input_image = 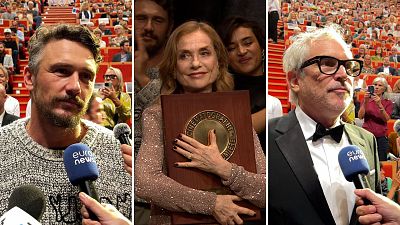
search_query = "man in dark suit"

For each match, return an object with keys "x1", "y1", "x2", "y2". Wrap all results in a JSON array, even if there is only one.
[
  {"x1": 112, "y1": 40, "x2": 132, "y2": 62},
  {"x1": 0, "y1": 84, "x2": 18, "y2": 126},
  {"x1": 269, "y1": 25, "x2": 380, "y2": 225},
  {"x1": 376, "y1": 56, "x2": 397, "y2": 75},
  {"x1": 389, "y1": 46, "x2": 400, "y2": 63}
]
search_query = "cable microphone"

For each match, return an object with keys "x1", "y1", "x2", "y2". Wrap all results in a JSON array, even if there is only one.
[
  {"x1": 113, "y1": 123, "x2": 132, "y2": 146},
  {"x1": 1, "y1": 184, "x2": 46, "y2": 225},
  {"x1": 63, "y1": 143, "x2": 99, "y2": 221}
]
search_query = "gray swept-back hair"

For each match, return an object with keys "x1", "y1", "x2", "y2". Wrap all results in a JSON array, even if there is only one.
[{"x1": 283, "y1": 24, "x2": 352, "y2": 104}]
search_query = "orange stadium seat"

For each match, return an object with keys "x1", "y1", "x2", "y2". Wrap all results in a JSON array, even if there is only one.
[
  {"x1": 96, "y1": 62, "x2": 109, "y2": 82},
  {"x1": 109, "y1": 62, "x2": 132, "y2": 82}
]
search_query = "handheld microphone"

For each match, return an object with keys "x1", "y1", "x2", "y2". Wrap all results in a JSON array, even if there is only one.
[
  {"x1": 63, "y1": 143, "x2": 99, "y2": 221},
  {"x1": 0, "y1": 184, "x2": 46, "y2": 225},
  {"x1": 113, "y1": 123, "x2": 132, "y2": 146},
  {"x1": 338, "y1": 145, "x2": 372, "y2": 204},
  {"x1": 338, "y1": 145, "x2": 371, "y2": 189},
  {"x1": 0, "y1": 207, "x2": 41, "y2": 225}
]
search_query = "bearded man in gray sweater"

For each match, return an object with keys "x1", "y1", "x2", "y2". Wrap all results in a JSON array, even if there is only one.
[{"x1": 0, "y1": 24, "x2": 131, "y2": 224}]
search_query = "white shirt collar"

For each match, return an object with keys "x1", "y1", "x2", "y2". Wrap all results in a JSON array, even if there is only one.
[{"x1": 295, "y1": 106, "x2": 342, "y2": 141}]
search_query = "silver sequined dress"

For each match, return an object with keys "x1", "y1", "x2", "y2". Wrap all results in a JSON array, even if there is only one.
[{"x1": 135, "y1": 100, "x2": 266, "y2": 225}]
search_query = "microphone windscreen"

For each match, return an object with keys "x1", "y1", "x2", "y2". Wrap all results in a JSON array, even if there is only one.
[
  {"x1": 113, "y1": 123, "x2": 131, "y2": 139},
  {"x1": 7, "y1": 185, "x2": 46, "y2": 221},
  {"x1": 338, "y1": 145, "x2": 370, "y2": 182},
  {"x1": 63, "y1": 143, "x2": 99, "y2": 186}
]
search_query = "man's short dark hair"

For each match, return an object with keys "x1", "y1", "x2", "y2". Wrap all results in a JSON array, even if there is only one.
[
  {"x1": 28, "y1": 24, "x2": 102, "y2": 76},
  {"x1": 120, "y1": 39, "x2": 129, "y2": 48}
]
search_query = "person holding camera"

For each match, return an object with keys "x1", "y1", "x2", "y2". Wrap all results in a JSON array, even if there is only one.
[
  {"x1": 99, "y1": 67, "x2": 131, "y2": 130},
  {"x1": 359, "y1": 77, "x2": 393, "y2": 161}
]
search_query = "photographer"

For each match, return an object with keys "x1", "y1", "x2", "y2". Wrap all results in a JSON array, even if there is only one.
[
  {"x1": 359, "y1": 77, "x2": 393, "y2": 161},
  {"x1": 99, "y1": 67, "x2": 131, "y2": 130}
]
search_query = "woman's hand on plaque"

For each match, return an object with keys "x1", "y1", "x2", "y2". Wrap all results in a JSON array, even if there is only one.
[{"x1": 173, "y1": 129, "x2": 232, "y2": 180}]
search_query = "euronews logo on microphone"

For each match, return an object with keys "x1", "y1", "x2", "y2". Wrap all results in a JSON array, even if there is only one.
[
  {"x1": 72, "y1": 148, "x2": 96, "y2": 165},
  {"x1": 64, "y1": 143, "x2": 99, "y2": 186},
  {"x1": 345, "y1": 147, "x2": 366, "y2": 162}
]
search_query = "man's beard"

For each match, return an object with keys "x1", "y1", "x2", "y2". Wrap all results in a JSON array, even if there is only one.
[
  {"x1": 142, "y1": 31, "x2": 165, "y2": 57},
  {"x1": 32, "y1": 89, "x2": 89, "y2": 128}
]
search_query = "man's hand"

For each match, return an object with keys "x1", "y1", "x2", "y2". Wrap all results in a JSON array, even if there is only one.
[
  {"x1": 80, "y1": 192, "x2": 132, "y2": 225},
  {"x1": 121, "y1": 144, "x2": 132, "y2": 176},
  {"x1": 355, "y1": 189, "x2": 400, "y2": 225}
]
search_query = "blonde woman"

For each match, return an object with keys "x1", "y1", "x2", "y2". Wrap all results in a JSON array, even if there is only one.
[{"x1": 99, "y1": 67, "x2": 131, "y2": 129}]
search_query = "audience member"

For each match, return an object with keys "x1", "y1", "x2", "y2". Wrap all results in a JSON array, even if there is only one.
[
  {"x1": 26, "y1": 1, "x2": 41, "y2": 28},
  {"x1": 389, "y1": 46, "x2": 400, "y2": 63},
  {"x1": 267, "y1": 94, "x2": 283, "y2": 119},
  {"x1": 112, "y1": 39, "x2": 131, "y2": 62},
  {"x1": 99, "y1": 22, "x2": 112, "y2": 35},
  {"x1": 355, "y1": 44, "x2": 367, "y2": 59},
  {"x1": 376, "y1": 56, "x2": 397, "y2": 75},
  {"x1": 91, "y1": 3, "x2": 101, "y2": 13},
  {"x1": 359, "y1": 77, "x2": 393, "y2": 161},
  {"x1": 0, "y1": 41, "x2": 14, "y2": 73},
  {"x1": 307, "y1": 14, "x2": 321, "y2": 27},
  {"x1": 2, "y1": 5, "x2": 16, "y2": 20},
  {"x1": 0, "y1": 24, "x2": 132, "y2": 224},
  {"x1": 0, "y1": 84, "x2": 18, "y2": 126},
  {"x1": 371, "y1": 46, "x2": 384, "y2": 62},
  {"x1": 10, "y1": 19, "x2": 26, "y2": 45},
  {"x1": 380, "y1": 162, "x2": 393, "y2": 197},
  {"x1": 269, "y1": 25, "x2": 380, "y2": 225},
  {"x1": 93, "y1": 28, "x2": 107, "y2": 48},
  {"x1": 268, "y1": 0, "x2": 280, "y2": 43},
  {"x1": 362, "y1": 54, "x2": 376, "y2": 74},
  {"x1": 393, "y1": 79, "x2": 400, "y2": 93},
  {"x1": 83, "y1": 93, "x2": 104, "y2": 124},
  {"x1": 0, "y1": 65, "x2": 19, "y2": 116},
  {"x1": 135, "y1": 21, "x2": 265, "y2": 225},
  {"x1": 109, "y1": 24, "x2": 128, "y2": 47},
  {"x1": 77, "y1": 2, "x2": 94, "y2": 22},
  {"x1": 99, "y1": 66, "x2": 131, "y2": 130},
  {"x1": 3, "y1": 28, "x2": 19, "y2": 73},
  {"x1": 100, "y1": 5, "x2": 113, "y2": 20},
  {"x1": 112, "y1": 9, "x2": 127, "y2": 26},
  {"x1": 388, "y1": 119, "x2": 400, "y2": 157}
]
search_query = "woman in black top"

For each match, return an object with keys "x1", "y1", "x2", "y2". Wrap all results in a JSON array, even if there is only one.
[{"x1": 219, "y1": 17, "x2": 266, "y2": 153}]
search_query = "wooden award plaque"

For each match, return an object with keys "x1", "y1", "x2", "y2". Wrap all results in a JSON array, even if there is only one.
[{"x1": 161, "y1": 91, "x2": 261, "y2": 224}]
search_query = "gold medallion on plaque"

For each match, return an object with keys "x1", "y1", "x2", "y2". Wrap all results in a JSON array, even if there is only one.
[{"x1": 185, "y1": 110, "x2": 237, "y2": 160}]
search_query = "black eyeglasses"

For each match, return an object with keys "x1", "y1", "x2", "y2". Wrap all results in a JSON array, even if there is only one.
[
  {"x1": 300, "y1": 55, "x2": 363, "y2": 77},
  {"x1": 104, "y1": 74, "x2": 117, "y2": 80}
]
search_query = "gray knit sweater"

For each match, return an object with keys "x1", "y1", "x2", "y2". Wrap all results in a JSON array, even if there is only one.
[{"x1": 0, "y1": 118, "x2": 132, "y2": 224}]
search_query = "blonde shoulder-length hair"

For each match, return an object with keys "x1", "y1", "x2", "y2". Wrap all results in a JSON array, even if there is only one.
[{"x1": 159, "y1": 21, "x2": 233, "y2": 94}]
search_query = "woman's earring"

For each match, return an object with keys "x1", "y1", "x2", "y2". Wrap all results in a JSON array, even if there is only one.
[{"x1": 262, "y1": 49, "x2": 265, "y2": 61}]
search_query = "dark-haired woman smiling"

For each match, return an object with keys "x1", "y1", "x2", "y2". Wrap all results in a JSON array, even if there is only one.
[{"x1": 219, "y1": 17, "x2": 266, "y2": 153}]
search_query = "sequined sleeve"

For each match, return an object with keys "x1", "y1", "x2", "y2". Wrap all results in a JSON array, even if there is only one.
[
  {"x1": 221, "y1": 129, "x2": 266, "y2": 207},
  {"x1": 135, "y1": 103, "x2": 217, "y2": 215}
]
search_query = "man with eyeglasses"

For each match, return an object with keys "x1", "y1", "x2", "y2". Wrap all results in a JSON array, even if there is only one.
[{"x1": 269, "y1": 25, "x2": 381, "y2": 225}]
